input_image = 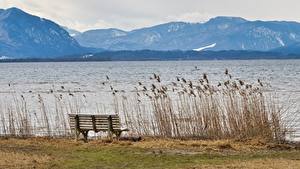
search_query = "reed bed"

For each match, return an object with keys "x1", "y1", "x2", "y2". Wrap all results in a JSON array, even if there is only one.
[
  {"x1": 112, "y1": 70, "x2": 296, "y2": 142},
  {"x1": 0, "y1": 93, "x2": 72, "y2": 137},
  {"x1": 0, "y1": 69, "x2": 297, "y2": 142}
]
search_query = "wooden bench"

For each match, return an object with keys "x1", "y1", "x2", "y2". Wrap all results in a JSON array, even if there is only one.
[{"x1": 68, "y1": 114, "x2": 128, "y2": 142}]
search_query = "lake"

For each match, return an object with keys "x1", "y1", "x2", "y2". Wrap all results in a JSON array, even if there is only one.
[{"x1": 0, "y1": 60, "x2": 299, "y2": 102}]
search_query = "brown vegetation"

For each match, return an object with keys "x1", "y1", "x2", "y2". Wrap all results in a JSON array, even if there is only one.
[{"x1": 113, "y1": 70, "x2": 294, "y2": 142}]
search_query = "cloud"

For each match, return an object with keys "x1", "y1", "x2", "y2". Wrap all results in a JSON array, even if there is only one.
[
  {"x1": 68, "y1": 20, "x2": 114, "y2": 32},
  {"x1": 1, "y1": 0, "x2": 300, "y2": 31},
  {"x1": 166, "y1": 12, "x2": 214, "y2": 23}
]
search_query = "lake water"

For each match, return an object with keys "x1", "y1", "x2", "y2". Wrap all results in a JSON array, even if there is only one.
[
  {"x1": 0, "y1": 60, "x2": 299, "y2": 101},
  {"x1": 0, "y1": 60, "x2": 299, "y2": 138}
]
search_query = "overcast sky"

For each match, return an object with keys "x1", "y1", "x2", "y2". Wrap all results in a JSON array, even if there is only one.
[{"x1": 1, "y1": 0, "x2": 299, "y2": 32}]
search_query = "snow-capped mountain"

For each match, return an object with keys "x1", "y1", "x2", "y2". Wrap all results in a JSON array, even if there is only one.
[
  {"x1": 2, "y1": 7, "x2": 300, "y2": 58},
  {"x1": 74, "y1": 28, "x2": 127, "y2": 49},
  {"x1": 72, "y1": 16, "x2": 300, "y2": 51},
  {"x1": 0, "y1": 7, "x2": 85, "y2": 58},
  {"x1": 63, "y1": 26, "x2": 81, "y2": 37}
]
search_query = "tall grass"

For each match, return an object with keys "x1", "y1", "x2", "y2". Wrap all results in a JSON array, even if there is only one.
[
  {"x1": 113, "y1": 70, "x2": 293, "y2": 142},
  {"x1": 0, "y1": 93, "x2": 71, "y2": 137},
  {"x1": 0, "y1": 70, "x2": 296, "y2": 142}
]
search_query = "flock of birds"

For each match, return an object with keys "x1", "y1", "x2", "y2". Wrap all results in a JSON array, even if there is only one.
[{"x1": 6, "y1": 67, "x2": 264, "y2": 102}]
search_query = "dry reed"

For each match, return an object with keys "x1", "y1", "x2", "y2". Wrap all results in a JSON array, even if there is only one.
[{"x1": 112, "y1": 70, "x2": 295, "y2": 142}]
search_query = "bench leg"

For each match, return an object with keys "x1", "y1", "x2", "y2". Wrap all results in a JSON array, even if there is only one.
[
  {"x1": 82, "y1": 131, "x2": 88, "y2": 142},
  {"x1": 115, "y1": 131, "x2": 122, "y2": 138},
  {"x1": 75, "y1": 129, "x2": 80, "y2": 141}
]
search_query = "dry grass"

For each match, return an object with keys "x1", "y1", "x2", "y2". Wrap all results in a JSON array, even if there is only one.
[
  {"x1": 0, "y1": 151, "x2": 51, "y2": 169},
  {"x1": 191, "y1": 159, "x2": 300, "y2": 169},
  {"x1": 112, "y1": 70, "x2": 295, "y2": 142},
  {"x1": 0, "y1": 138, "x2": 300, "y2": 169}
]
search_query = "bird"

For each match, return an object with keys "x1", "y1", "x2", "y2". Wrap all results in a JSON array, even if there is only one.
[
  {"x1": 151, "y1": 84, "x2": 156, "y2": 90},
  {"x1": 225, "y1": 69, "x2": 229, "y2": 75},
  {"x1": 203, "y1": 73, "x2": 207, "y2": 80},
  {"x1": 188, "y1": 81, "x2": 193, "y2": 88},
  {"x1": 153, "y1": 73, "x2": 158, "y2": 79},
  {"x1": 157, "y1": 76, "x2": 161, "y2": 83}
]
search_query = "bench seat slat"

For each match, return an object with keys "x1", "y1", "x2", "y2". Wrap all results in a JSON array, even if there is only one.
[
  {"x1": 70, "y1": 122, "x2": 120, "y2": 126},
  {"x1": 69, "y1": 125, "x2": 120, "y2": 129},
  {"x1": 69, "y1": 114, "x2": 119, "y2": 118},
  {"x1": 70, "y1": 120, "x2": 120, "y2": 123},
  {"x1": 75, "y1": 125, "x2": 120, "y2": 128},
  {"x1": 78, "y1": 128, "x2": 122, "y2": 131},
  {"x1": 70, "y1": 123, "x2": 120, "y2": 126},
  {"x1": 70, "y1": 119, "x2": 120, "y2": 122},
  {"x1": 69, "y1": 117, "x2": 120, "y2": 119}
]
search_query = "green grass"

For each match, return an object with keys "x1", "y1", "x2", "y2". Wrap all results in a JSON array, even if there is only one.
[
  {"x1": 1, "y1": 138, "x2": 300, "y2": 169},
  {"x1": 48, "y1": 145, "x2": 300, "y2": 169}
]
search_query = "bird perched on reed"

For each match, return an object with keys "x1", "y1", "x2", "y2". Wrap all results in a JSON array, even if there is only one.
[
  {"x1": 239, "y1": 80, "x2": 245, "y2": 86},
  {"x1": 258, "y1": 79, "x2": 263, "y2": 86},
  {"x1": 188, "y1": 81, "x2": 193, "y2": 88},
  {"x1": 157, "y1": 76, "x2": 161, "y2": 83}
]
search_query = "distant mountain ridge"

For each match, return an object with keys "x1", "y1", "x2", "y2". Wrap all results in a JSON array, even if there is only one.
[
  {"x1": 0, "y1": 7, "x2": 85, "y2": 58},
  {"x1": 1, "y1": 7, "x2": 300, "y2": 59},
  {"x1": 72, "y1": 16, "x2": 300, "y2": 52}
]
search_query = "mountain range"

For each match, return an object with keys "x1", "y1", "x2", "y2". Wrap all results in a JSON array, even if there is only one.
[
  {"x1": 72, "y1": 17, "x2": 300, "y2": 51},
  {"x1": 0, "y1": 7, "x2": 85, "y2": 58},
  {"x1": 1, "y1": 7, "x2": 300, "y2": 59}
]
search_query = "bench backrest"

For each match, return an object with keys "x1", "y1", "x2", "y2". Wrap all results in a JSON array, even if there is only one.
[{"x1": 68, "y1": 114, "x2": 121, "y2": 131}]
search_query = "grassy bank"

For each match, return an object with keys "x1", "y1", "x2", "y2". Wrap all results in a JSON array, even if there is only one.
[{"x1": 0, "y1": 138, "x2": 300, "y2": 169}]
